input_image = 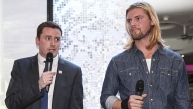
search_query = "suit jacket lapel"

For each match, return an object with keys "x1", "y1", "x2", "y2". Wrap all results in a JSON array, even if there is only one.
[
  {"x1": 53, "y1": 57, "x2": 64, "y2": 92},
  {"x1": 52, "y1": 58, "x2": 67, "y2": 108},
  {"x1": 31, "y1": 54, "x2": 40, "y2": 89},
  {"x1": 30, "y1": 54, "x2": 41, "y2": 108}
]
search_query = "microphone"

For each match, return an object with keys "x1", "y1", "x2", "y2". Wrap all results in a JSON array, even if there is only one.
[
  {"x1": 135, "y1": 80, "x2": 144, "y2": 96},
  {"x1": 45, "y1": 52, "x2": 53, "y2": 92}
]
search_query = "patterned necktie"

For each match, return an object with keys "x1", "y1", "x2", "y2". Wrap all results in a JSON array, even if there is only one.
[{"x1": 40, "y1": 63, "x2": 48, "y2": 109}]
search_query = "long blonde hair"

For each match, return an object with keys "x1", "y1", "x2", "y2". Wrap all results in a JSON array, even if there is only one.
[{"x1": 124, "y1": 2, "x2": 168, "y2": 50}]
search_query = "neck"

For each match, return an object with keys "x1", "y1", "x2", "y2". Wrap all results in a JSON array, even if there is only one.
[{"x1": 135, "y1": 40, "x2": 158, "y2": 59}]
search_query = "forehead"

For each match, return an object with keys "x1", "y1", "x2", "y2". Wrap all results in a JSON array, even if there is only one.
[
  {"x1": 42, "y1": 27, "x2": 62, "y2": 36},
  {"x1": 127, "y1": 8, "x2": 147, "y2": 18}
]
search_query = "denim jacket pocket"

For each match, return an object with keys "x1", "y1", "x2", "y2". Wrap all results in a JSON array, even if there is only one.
[
  {"x1": 160, "y1": 68, "x2": 177, "y2": 92},
  {"x1": 119, "y1": 68, "x2": 140, "y2": 91}
]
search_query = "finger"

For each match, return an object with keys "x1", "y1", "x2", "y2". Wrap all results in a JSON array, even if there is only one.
[
  {"x1": 52, "y1": 72, "x2": 56, "y2": 75},
  {"x1": 129, "y1": 104, "x2": 143, "y2": 109},
  {"x1": 129, "y1": 98, "x2": 144, "y2": 104},
  {"x1": 129, "y1": 95, "x2": 144, "y2": 109},
  {"x1": 47, "y1": 72, "x2": 56, "y2": 76},
  {"x1": 43, "y1": 71, "x2": 53, "y2": 74},
  {"x1": 43, "y1": 72, "x2": 55, "y2": 78},
  {"x1": 130, "y1": 95, "x2": 143, "y2": 101},
  {"x1": 129, "y1": 101, "x2": 143, "y2": 109},
  {"x1": 142, "y1": 94, "x2": 147, "y2": 99}
]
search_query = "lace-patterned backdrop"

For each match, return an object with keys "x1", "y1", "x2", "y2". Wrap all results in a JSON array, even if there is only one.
[{"x1": 54, "y1": 0, "x2": 140, "y2": 108}]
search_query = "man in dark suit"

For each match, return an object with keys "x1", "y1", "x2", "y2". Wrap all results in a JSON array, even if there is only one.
[{"x1": 5, "y1": 21, "x2": 83, "y2": 109}]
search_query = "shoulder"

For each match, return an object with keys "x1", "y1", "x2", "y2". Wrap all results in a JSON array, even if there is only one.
[
  {"x1": 12, "y1": 55, "x2": 37, "y2": 70},
  {"x1": 14, "y1": 55, "x2": 37, "y2": 64},
  {"x1": 162, "y1": 47, "x2": 183, "y2": 62},
  {"x1": 58, "y1": 57, "x2": 81, "y2": 69},
  {"x1": 112, "y1": 50, "x2": 131, "y2": 62}
]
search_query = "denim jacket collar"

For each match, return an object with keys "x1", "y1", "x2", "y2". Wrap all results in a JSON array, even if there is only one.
[{"x1": 131, "y1": 43, "x2": 165, "y2": 56}]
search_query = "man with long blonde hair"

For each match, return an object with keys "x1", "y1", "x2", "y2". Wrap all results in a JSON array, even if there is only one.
[{"x1": 100, "y1": 2, "x2": 190, "y2": 109}]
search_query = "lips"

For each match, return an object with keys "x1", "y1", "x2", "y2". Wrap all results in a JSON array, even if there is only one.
[
  {"x1": 49, "y1": 49, "x2": 55, "y2": 52},
  {"x1": 131, "y1": 28, "x2": 139, "y2": 31}
]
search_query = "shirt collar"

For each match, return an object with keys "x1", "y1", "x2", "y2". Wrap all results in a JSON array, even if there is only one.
[
  {"x1": 131, "y1": 43, "x2": 164, "y2": 55},
  {"x1": 157, "y1": 43, "x2": 165, "y2": 54}
]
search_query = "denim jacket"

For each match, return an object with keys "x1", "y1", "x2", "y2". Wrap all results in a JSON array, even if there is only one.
[{"x1": 100, "y1": 44, "x2": 190, "y2": 109}]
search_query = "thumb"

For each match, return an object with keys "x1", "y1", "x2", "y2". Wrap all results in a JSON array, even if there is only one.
[{"x1": 142, "y1": 94, "x2": 147, "y2": 99}]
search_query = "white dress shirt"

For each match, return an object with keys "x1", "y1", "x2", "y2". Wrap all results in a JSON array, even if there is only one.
[{"x1": 38, "y1": 53, "x2": 58, "y2": 109}]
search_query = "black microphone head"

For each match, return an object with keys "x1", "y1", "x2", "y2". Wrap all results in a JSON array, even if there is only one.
[
  {"x1": 46, "y1": 52, "x2": 53, "y2": 62},
  {"x1": 135, "y1": 80, "x2": 144, "y2": 96}
]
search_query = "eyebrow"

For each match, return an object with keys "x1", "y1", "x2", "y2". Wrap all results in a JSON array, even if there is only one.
[
  {"x1": 55, "y1": 36, "x2": 61, "y2": 39},
  {"x1": 44, "y1": 35, "x2": 51, "y2": 37},
  {"x1": 127, "y1": 15, "x2": 143, "y2": 19},
  {"x1": 44, "y1": 35, "x2": 61, "y2": 38},
  {"x1": 135, "y1": 15, "x2": 143, "y2": 18}
]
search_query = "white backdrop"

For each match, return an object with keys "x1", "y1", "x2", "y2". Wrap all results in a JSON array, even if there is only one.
[
  {"x1": 53, "y1": 0, "x2": 140, "y2": 108},
  {"x1": 0, "y1": 1, "x2": 47, "y2": 109}
]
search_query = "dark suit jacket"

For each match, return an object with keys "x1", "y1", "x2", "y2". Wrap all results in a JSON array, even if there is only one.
[{"x1": 5, "y1": 54, "x2": 83, "y2": 109}]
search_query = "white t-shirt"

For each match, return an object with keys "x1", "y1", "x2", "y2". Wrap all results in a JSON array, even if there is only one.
[{"x1": 146, "y1": 58, "x2": 151, "y2": 73}]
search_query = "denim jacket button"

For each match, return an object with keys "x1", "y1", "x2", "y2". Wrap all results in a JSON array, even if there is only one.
[
  {"x1": 150, "y1": 85, "x2": 152, "y2": 87},
  {"x1": 151, "y1": 99, "x2": 153, "y2": 101}
]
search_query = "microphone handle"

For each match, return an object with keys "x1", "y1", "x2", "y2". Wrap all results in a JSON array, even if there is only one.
[
  {"x1": 46, "y1": 85, "x2": 50, "y2": 92},
  {"x1": 135, "y1": 91, "x2": 143, "y2": 96}
]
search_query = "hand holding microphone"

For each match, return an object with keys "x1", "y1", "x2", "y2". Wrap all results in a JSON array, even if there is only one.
[
  {"x1": 44, "y1": 52, "x2": 53, "y2": 92},
  {"x1": 129, "y1": 80, "x2": 146, "y2": 108},
  {"x1": 121, "y1": 80, "x2": 146, "y2": 109},
  {"x1": 38, "y1": 52, "x2": 55, "y2": 92}
]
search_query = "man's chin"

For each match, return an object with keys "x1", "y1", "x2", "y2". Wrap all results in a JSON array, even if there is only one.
[
  {"x1": 133, "y1": 37, "x2": 143, "y2": 40},
  {"x1": 132, "y1": 36, "x2": 142, "y2": 40},
  {"x1": 52, "y1": 52, "x2": 58, "y2": 58},
  {"x1": 131, "y1": 34, "x2": 145, "y2": 40}
]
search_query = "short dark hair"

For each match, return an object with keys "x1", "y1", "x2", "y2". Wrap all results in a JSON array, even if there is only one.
[{"x1": 36, "y1": 21, "x2": 62, "y2": 39}]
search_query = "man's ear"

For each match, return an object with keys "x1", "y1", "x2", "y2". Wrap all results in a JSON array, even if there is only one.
[
  {"x1": 151, "y1": 21, "x2": 155, "y2": 26},
  {"x1": 35, "y1": 37, "x2": 39, "y2": 46}
]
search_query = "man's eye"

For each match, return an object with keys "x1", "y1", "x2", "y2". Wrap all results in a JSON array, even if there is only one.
[
  {"x1": 127, "y1": 19, "x2": 132, "y2": 23},
  {"x1": 136, "y1": 17, "x2": 141, "y2": 21},
  {"x1": 46, "y1": 37, "x2": 51, "y2": 40},
  {"x1": 55, "y1": 38, "x2": 60, "y2": 41}
]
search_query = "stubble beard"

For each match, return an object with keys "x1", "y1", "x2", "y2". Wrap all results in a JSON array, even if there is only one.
[{"x1": 130, "y1": 28, "x2": 151, "y2": 40}]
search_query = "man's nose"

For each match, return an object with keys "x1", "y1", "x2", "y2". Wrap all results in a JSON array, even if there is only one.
[
  {"x1": 130, "y1": 20, "x2": 136, "y2": 26},
  {"x1": 50, "y1": 39, "x2": 55, "y2": 46}
]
